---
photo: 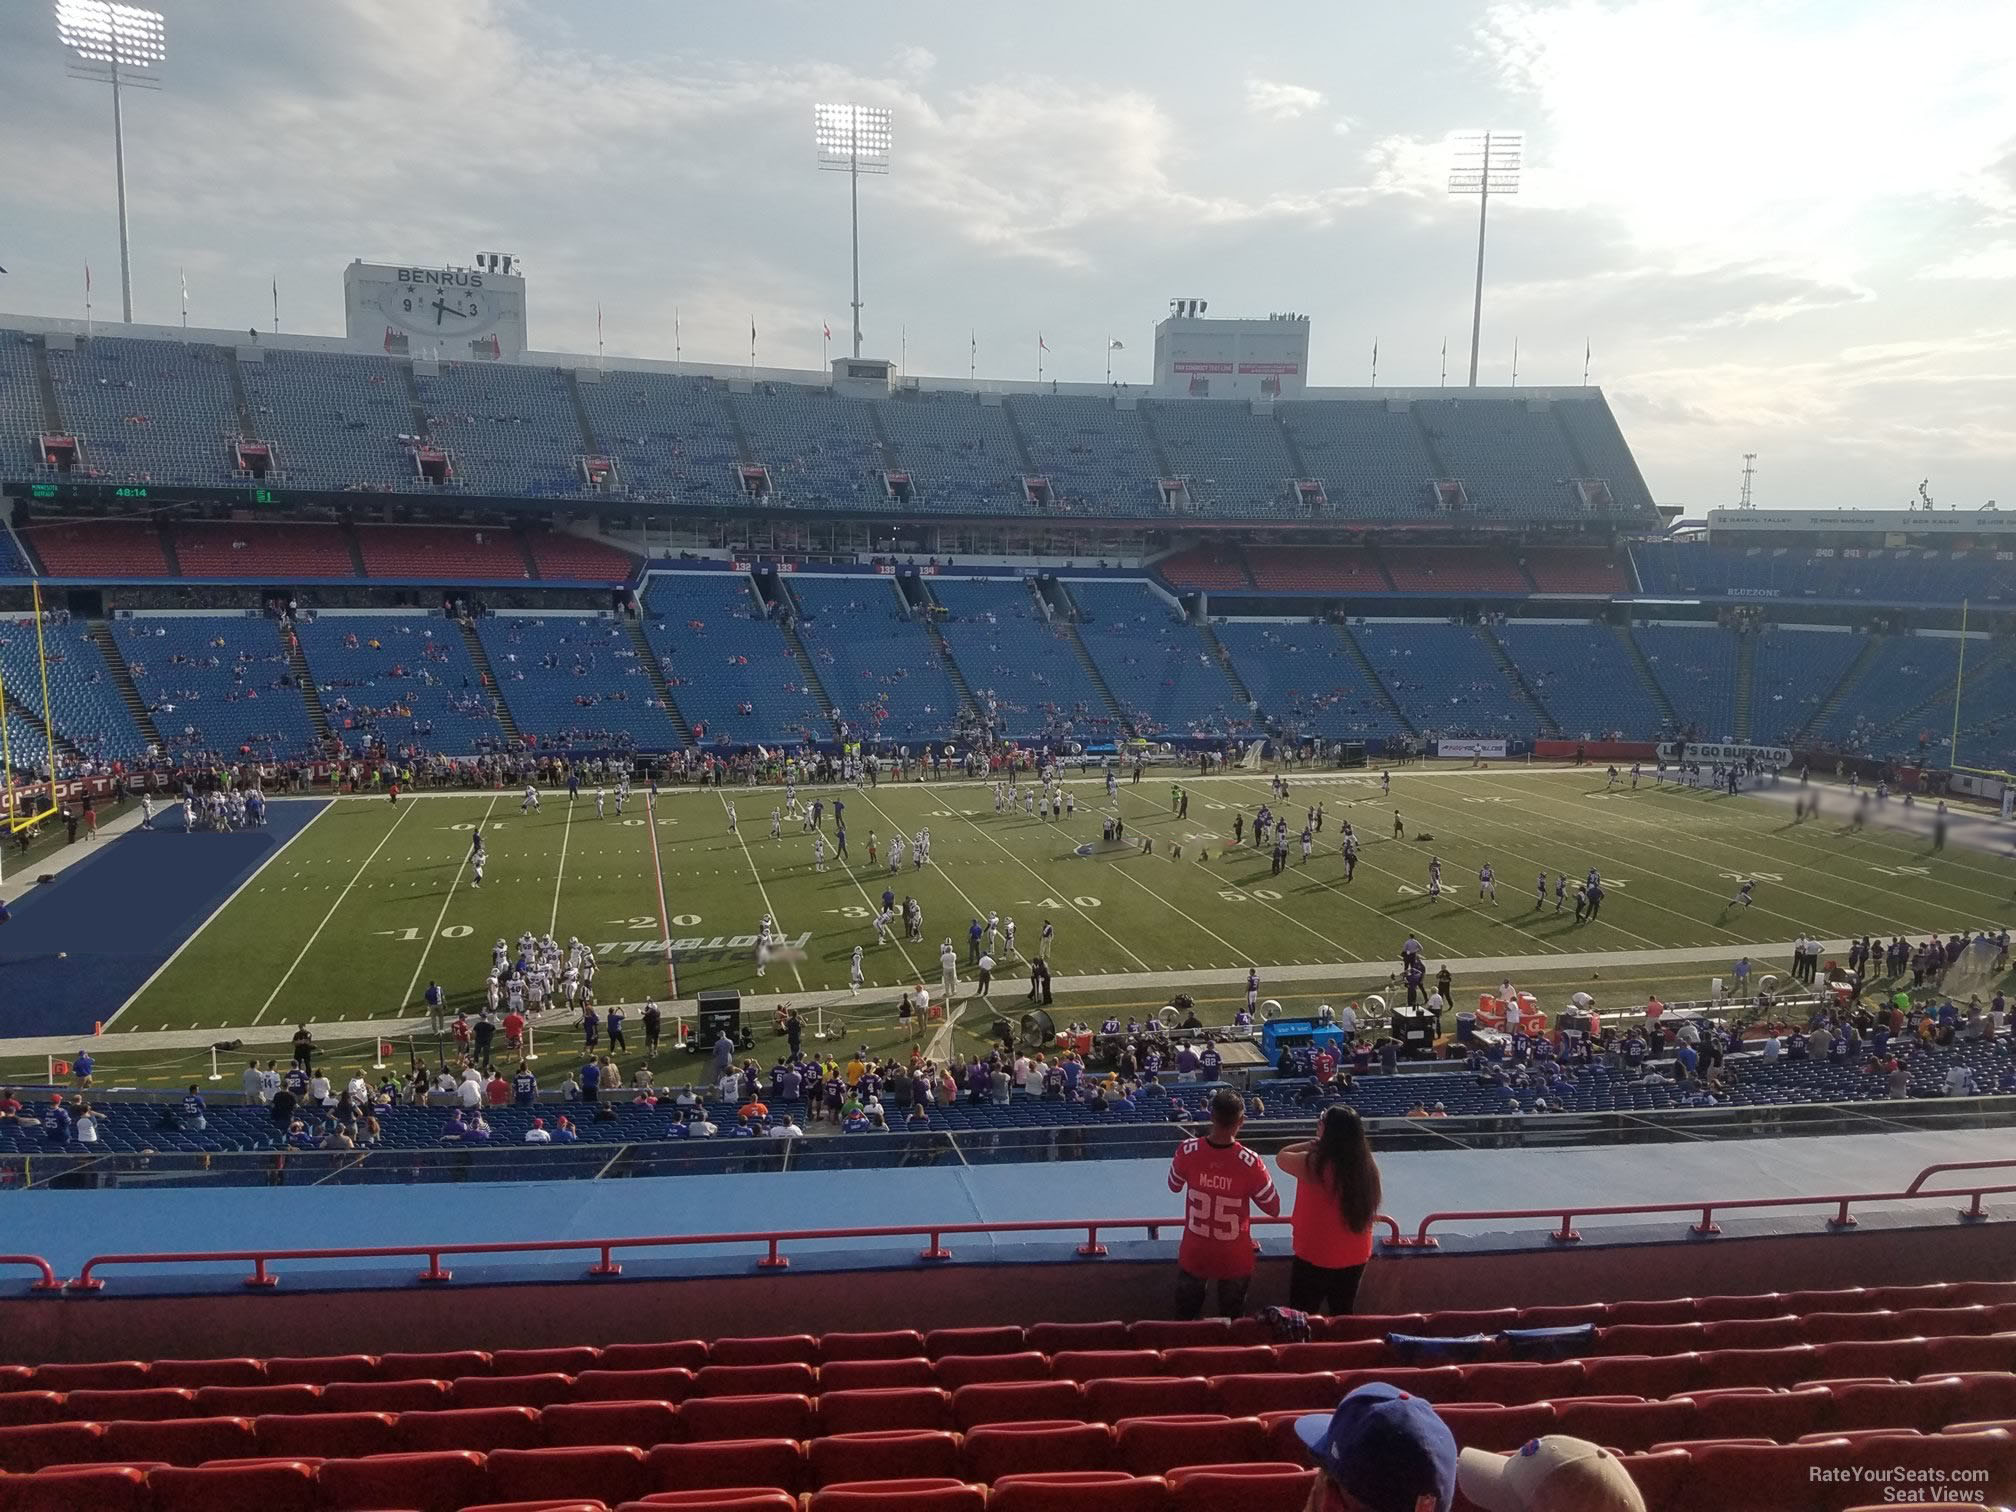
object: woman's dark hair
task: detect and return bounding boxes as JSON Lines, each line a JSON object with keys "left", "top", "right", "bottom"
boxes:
{"left": 1308, "top": 1104, "right": 1381, "bottom": 1233}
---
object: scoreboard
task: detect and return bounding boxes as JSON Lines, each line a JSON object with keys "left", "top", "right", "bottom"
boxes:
{"left": 343, "top": 259, "right": 528, "bottom": 359}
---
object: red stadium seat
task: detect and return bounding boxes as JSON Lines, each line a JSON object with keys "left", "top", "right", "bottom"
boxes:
{"left": 1594, "top": 1323, "right": 1707, "bottom": 1357}
{"left": 1050, "top": 1352, "right": 1165, "bottom": 1383}
{"left": 1701, "top": 1317, "right": 1807, "bottom": 1351}
{"left": 459, "top": 1503, "right": 609, "bottom": 1512}
{"left": 645, "top": 1438, "right": 806, "bottom": 1494}
{"left": 1083, "top": 1379, "right": 1219, "bottom": 1422}
{"left": 708, "top": 1338, "right": 818, "bottom": 1368}
{"left": 1921, "top": 1336, "right": 2016, "bottom": 1376}
{"left": 1682, "top": 1387, "right": 1831, "bottom": 1442}
{"left": 1813, "top": 1340, "right": 1929, "bottom": 1382}
{"left": 318, "top": 1449, "right": 490, "bottom": 1512}
{"left": 1331, "top": 1366, "right": 1464, "bottom": 1403}
{"left": 1939, "top": 1372, "right": 2016, "bottom": 1421}
{"left": 1167, "top": 1462, "right": 1317, "bottom": 1512}
{"left": 1580, "top": 1354, "right": 1707, "bottom": 1399}
{"left": 924, "top": 1328, "right": 1026, "bottom": 1360}
{"left": 1552, "top": 1398, "right": 1701, "bottom": 1452}
{"left": 453, "top": 1373, "right": 578, "bottom": 1409}
{"left": 805, "top": 1479, "right": 985, "bottom": 1512}
{"left": 814, "top": 1387, "right": 952, "bottom": 1435}
{"left": 149, "top": 1360, "right": 266, "bottom": 1389}
{"left": 808, "top": 1430, "right": 964, "bottom": 1486}
{"left": 693, "top": 1365, "right": 816, "bottom": 1399}
{"left": 1434, "top": 1402, "right": 1558, "bottom": 1451}
{"left": 63, "top": 1388, "right": 195, "bottom": 1422}
{"left": 1799, "top": 1311, "right": 1908, "bottom": 1343}
{"left": 1029, "top": 1324, "right": 1133, "bottom": 1355}
{"left": 379, "top": 1351, "right": 492, "bottom": 1381}
{"left": 486, "top": 1445, "right": 654, "bottom": 1507}
{"left": 1127, "top": 1321, "right": 1239, "bottom": 1351}
{"left": 950, "top": 1381, "right": 1085, "bottom": 1430}
{"left": 263, "top": 1355, "right": 380, "bottom": 1386}
{"left": 1667, "top": 1439, "right": 1855, "bottom": 1512}
{"left": 819, "top": 1360, "right": 937, "bottom": 1392}
{"left": 493, "top": 1348, "right": 605, "bottom": 1377}
{"left": 962, "top": 1422, "right": 1117, "bottom": 1481}
{"left": 1209, "top": 1374, "right": 1341, "bottom": 1418}
{"left": 322, "top": 1377, "right": 450, "bottom": 1413}
{"left": 1610, "top": 1450, "right": 1692, "bottom": 1505}
{"left": 396, "top": 1405, "right": 544, "bottom": 1452}
{"left": 1314, "top": 1314, "right": 1423, "bottom": 1342}
{"left": 0, "top": 1395, "right": 63, "bottom": 1429}
{"left": 1114, "top": 1416, "right": 1268, "bottom": 1477}
{"left": 150, "top": 1459, "right": 320, "bottom": 1512}
{"left": 618, "top": 1494, "right": 794, "bottom": 1512}
{"left": 933, "top": 1354, "right": 1051, "bottom": 1391}
{"left": 0, "top": 1466, "right": 152, "bottom": 1512}
{"left": 1458, "top": 1362, "right": 1587, "bottom": 1403}
{"left": 100, "top": 1416, "right": 256, "bottom": 1467}
{"left": 1273, "top": 1341, "right": 1388, "bottom": 1373}
{"left": 819, "top": 1332, "right": 926, "bottom": 1362}
{"left": 601, "top": 1344, "right": 711, "bottom": 1374}
{"left": 542, "top": 1400, "right": 684, "bottom": 1449}
{"left": 572, "top": 1370, "right": 698, "bottom": 1404}
{"left": 1831, "top": 1379, "right": 1966, "bottom": 1433}
{"left": 254, "top": 1411, "right": 400, "bottom": 1459}
{"left": 0, "top": 1423, "right": 105, "bottom": 1474}
{"left": 1603, "top": 1300, "right": 1700, "bottom": 1327}
{"left": 27, "top": 1364, "right": 147, "bottom": 1394}
{"left": 1779, "top": 1288, "right": 1871, "bottom": 1315}
{"left": 677, "top": 1395, "right": 814, "bottom": 1443}
{"left": 988, "top": 1471, "right": 1171, "bottom": 1511}
{"left": 191, "top": 1384, "right": 322, "bottom": 1417}
{"left": 1692, "top": 1293, "right": 1794, "bottom": 1322}
{"left": 1162, "top": 1347, "right": 1278, "bottom": 1379}
{"left": 1515, "top": 1304, "right": 1611, "bottom": 1329}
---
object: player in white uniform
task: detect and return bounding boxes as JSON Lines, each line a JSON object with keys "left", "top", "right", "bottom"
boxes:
{"left": 1427, "top": 857, "right": 1442, "bottom": 900}
{"left": 849, "top": 946, "right": 864, "bottom": 993}
{"left": 522, "top": 783, "right": 540, "bottom": 813}
{"left": 889, "top": 834, "right": 906, "bottom": 872}
{"left": 1003, "top": 916, "right": 1018, "bottom": 958}
{"left": 1040, "top": 919, "right": 1055, "bottom": 958}
{"left": 913, "top": 829, "right": 927, "bottom": 867}
{"left": 874, "top": 907, "right": 893, "bottom": 944}
{"left": 1535, "top": 870, "right": 1547, "bottom": 909}
{"left": 770, "top": 808, "right": 782, "bottom": 840}
{"left": 812, "top": 833, "right": 827, "bottom": 872}
{"left": 594, "top": 787, "right": 605, "bottom": 818}
{"left": 1479, "top": 862, "right": 1497, "bottom": 903}
{"left": 470, "top": 848, "right": 486, "bottom": 888}
{"left": 726, "top": 801, "right": 737, "bottom": 833}
{"left": 1024, "top": 790, "right": 1035, "bottom": 817}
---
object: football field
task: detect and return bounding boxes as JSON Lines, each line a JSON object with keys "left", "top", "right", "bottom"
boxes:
{"left": 107, "top": 765, "right": 2016, "bottom": 1041}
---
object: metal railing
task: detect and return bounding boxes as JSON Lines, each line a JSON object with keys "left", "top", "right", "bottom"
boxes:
{"left": 22, "top": 1158, "right": 2009, "bottom": 1294}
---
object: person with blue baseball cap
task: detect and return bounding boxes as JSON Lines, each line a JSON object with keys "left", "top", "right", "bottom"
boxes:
{"left": 1294, "top": 1381, "right": 1457, "bottom": 1512}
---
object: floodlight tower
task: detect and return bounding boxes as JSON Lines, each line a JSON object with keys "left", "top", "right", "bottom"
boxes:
{"left": 1448, "top": 130, "right": 1522, "bottom": 388}
{"left": 815, "top": 103, "right": 891, "bottom": 359}
{"left": 55, "top": 0, "right": 165, "bottom": 325}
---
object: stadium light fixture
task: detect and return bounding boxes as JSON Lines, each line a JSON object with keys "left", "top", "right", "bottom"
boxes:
{"left": 55, "top": 0, "right": 166, "bottom": 325}
{"left": 1448, "top": 130, "right": 1521, "bottom": 388}
{"left": 815, "top": 103, "right": 892, "bottom": 360}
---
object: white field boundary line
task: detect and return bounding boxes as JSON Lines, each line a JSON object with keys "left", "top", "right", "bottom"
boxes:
{"left": 398, "top": 791, "right": 502, "bottom": 1012}
{"left": 103, "top": 799, "right": 338, "bottom": 1031}
{"left": 251, "top": 799, "right": 419, "bottom": 1026}
{"left": 0, "top": 935, "right": 1858, "bottom": 1058}
{"left": 643, "top": 792, "right": 680, "bottom": 1000}
{"left": 715, "top": 790, "right": 805, "bottom": 993}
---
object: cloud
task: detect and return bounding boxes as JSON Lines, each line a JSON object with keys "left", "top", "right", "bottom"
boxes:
{"left": 1245, "top": 79, "right": 1325, "bottom": 121}
{"left": 1918, "top": 241, "right": 2016, "bottom": 281}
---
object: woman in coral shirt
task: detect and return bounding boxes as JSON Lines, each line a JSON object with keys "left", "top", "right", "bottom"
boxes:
{"left": 1277, "top": 1105, "right": 1383, "bottom": 1315}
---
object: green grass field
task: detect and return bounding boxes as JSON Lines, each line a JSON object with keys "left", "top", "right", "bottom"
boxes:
{"left": 109, "top": 766, "right": 2016, "bottom": 1049}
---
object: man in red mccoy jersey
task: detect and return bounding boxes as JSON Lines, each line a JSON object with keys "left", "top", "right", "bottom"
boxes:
{"left": 1167, "top": 1087, "right": 1281, "bottom": 1319}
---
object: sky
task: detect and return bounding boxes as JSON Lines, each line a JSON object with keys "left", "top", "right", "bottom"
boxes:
{"left": 2, "top": 0, "right": 2012, "bottom": 516}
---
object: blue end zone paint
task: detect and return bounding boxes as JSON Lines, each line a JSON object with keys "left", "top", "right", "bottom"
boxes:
{"left": 0, "top": 801, "right": 327, "bottom": 1039}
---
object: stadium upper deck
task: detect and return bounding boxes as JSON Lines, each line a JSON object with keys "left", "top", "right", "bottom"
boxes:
{"left": 0, "top": 322, "right": 1655, "bottom": 526}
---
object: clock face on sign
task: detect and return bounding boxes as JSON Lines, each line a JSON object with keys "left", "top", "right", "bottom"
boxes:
{"left": 378, "top": 284, "right": 497, "bottom": 336}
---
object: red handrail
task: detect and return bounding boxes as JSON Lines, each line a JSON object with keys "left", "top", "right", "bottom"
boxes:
{"left": 67, "top": 1213, "right": 1404, "bottom": 1292}
{"left": 0, "top": 1255, "right": 60, "bottom": 1292}
{"left": 1403, "top": 1163, "right": 2016, "bottom": 1247}
{"left": 16, "top": 1158, "right": 2011, "bottom": 1293}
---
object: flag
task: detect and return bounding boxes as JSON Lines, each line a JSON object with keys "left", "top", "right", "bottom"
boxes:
{"left": 85, "top": 264, "right": 92, "bottom": 295}
{"left": 1372, "top": 338, "right": 1379, "bottom": 365}
{"left": 1585, "top": 338, "right": 1591, "bottom": 364}
{"left": 179, "top": 268, "right": 188, "bottom": 303}
{"left": 823, "top": 322, "right": 831, "bottom": 341}
{"left": 596, "top": 302, "right": 603, "bottom": 339}
{"left": 1108, "top": 338, "right": 1124, "bottom": 351}
{"left": 751, "top": 318, "right": 757, "bottom": 344}
{"left": 1039, "top": 334, "right": 1049, "bottom": 351}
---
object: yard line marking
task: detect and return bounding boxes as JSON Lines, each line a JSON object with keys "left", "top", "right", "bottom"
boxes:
{"left": 105, "top": 800, "right": 337, "bottom": 1031}
{"left": 549, "top": 792, "right": 575, "bottom": 937}
{"left": 398, "top": 792, "right": 502, "bottom": 1013}
{"left": 644, "top": 793, "right": 680, "bottom": 1000}
{"left": 716, "top": 790, "right": 805, "bottom": 992}
{"left": 933, "top": 802, "right": 1152, "bottom": 972}
{"left": 251, "top": 800, "right": 418, "bottom": 1026}
{"left": 1092, "top": 853, "right": 1252, "bottom": 965}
